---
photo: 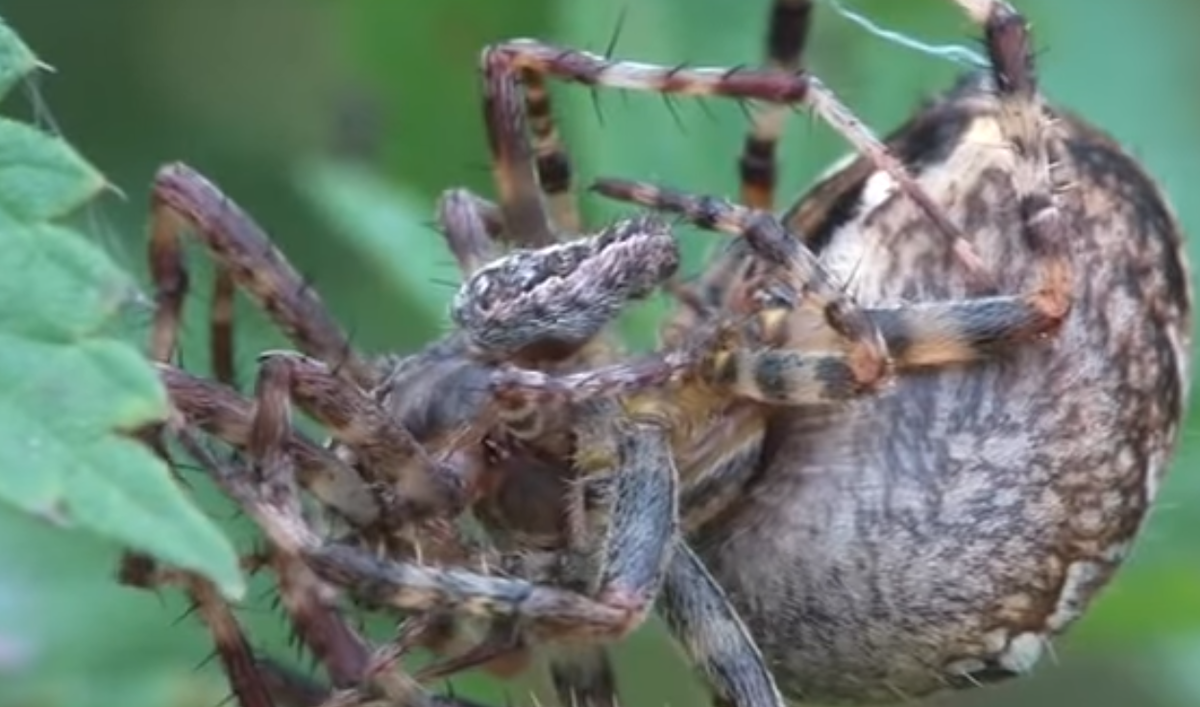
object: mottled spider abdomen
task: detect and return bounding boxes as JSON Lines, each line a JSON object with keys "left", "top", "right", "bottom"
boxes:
{"left": 690, "top": 71, "right": 1192, "bottom": 704}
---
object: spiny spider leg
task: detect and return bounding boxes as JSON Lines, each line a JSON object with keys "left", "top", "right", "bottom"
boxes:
{"left": 150, "top": 163, "right": 375, "bottom": 389}
{"left": 781, "top": 0, "right": 1042, "bottom": 253}
{"left": 596, "top": 180, "right": 1070, "bottom": 368}
{"left": 645, "top": 0, "right": 816, "bottom": 337}
{"left": 157, "top": 363, "right": 381, "bottom": 528}
{"left": 483, "top": 321, "right": 885, "bottom": 412}
{"left": 740, "top": 0, "right": 813, "bottom": 210}
{"left": 944, "top": 0, "right": 1073, "bottom": 314}
{"left": 168, "top": 426, "right": 439, "bottom": 707}
{"left": 119, "top": 554, "right": 276, "bottom": 707}
{"left": 252, "top": 352, "right": 475, "bottom": 522}
{"left": 661, "top": 0, "right": 814, "bottom": 342}
{"left": 479, "top": 37, "right": 987, "bottom": 278}
{"left": 659, "top": 545, "right": 784, "bottom": 707}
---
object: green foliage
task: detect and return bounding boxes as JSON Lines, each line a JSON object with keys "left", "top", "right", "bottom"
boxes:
{"left": 295, "top": 158, "right": 456, "bottom": 331}
{"left": 0, "top": 17, "right": 243, "bottom": 601}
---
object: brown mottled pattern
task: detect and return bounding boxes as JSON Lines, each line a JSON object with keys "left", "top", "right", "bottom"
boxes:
{"left": 690, "top": 81, "right": 1191, "bottom": 703}
{"left": 452, "top": 215, "right": 679, "bottom": 356}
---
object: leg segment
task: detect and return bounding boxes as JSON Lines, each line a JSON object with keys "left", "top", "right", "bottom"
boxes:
{"left": 435, "top": 189, "right": 502, "bottom": 276}
{"left": 596, "top": 180, "right": 1069, "bottom": 371}
{"left": 252, "top": 352, "right": 475, "bottom": 523}
{"left": 944, "top": 0, "right": 1072, "bottom": 321}
{"left": 659, "top": 544, "right": 785, "bottom": 707}
{"left": 544, "top": 399, "right": 653, "bottom": 707}
{"left": 867, "top": 297, "right": 1064, "bottom": 369}
{"left": 149, "top": 163, "right": 376, "bottom": 390}
{"left": 480, "top": 51, "right": 557, "bottom": 248}
{"left": 158, "top": 363, "right": 382, "bottom": 529}
{"left": 522, "top": 69, "right": 582, "bottom": 235}
{"left": 169, "top": 428, "right": 441, "bottom": 707}
{"left": 479, "top": 38, "right": 985, "bottom": 275}
{"left": 948, "top": 0, "right": 1036, "bottom": 97}
{"left": 119, "top": 554, "right": 277, "bottom": 707}
{"left": 255, "top": 657, "right": 508, "bottom": 707}
{"left": 740, "top": 0, "right": 813, "bottom": 210}
{"left": 594, "top": 178, "right": 891, "bottom": 383}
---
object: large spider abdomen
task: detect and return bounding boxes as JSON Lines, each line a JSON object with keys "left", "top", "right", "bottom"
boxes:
{"left": 691, "top": 77, "right": 1191, "bottom": 704}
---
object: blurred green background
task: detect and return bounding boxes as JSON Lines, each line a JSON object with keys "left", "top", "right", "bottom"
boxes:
{"left": 0, "top": 0, "right": 1198, "bottom": 706}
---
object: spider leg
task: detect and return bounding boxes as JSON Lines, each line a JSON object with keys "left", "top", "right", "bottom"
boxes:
{"left": 665, "top": 0, "right": 814, "bottom": 342}
{"left": 866, "top": 296, "right": 1065, "bottom": 369}
{"left": 596, "top": 181, "right": 1069, "bottom": 372}
{"left": 303, "top": 419, "right": 679, "bottom": 646}
{"left": 252, "top": 351, "right": 475, "bottom": 522}
{"left": 149, "top": 163, "right": 376, "bottom": 389}
{"left": 158, "top": 363, "right": 381, "bottom": 529}
{"left": 481, "top": 31, "right": 595, "bottom": 247}
{"left": 181, "top": 406, "right": 678, "bottom": 695}
{"left": 946, "top": 1, "right": 1035, "bottom": 96}
{"left": 169, "top": 428, "right": 441, "bottom": 707}
{"left": 543, "top": 399, "right": 637, "bottom": 707}
{"left": 119, "top": 554, "right": 277, "bottom": 707}
{"left": 942, "top": 0, "right": 1072, "bottom": 319}
{"left": 722, "top": 294, "right": 1070, "bottom": 406}
{"left": 117, "top": 439, "right": 291, "bottom": 707}
{"left": 435, "top": 189, "right": 503, "bottom": 276}
{"left": 479, "top": 38, "right": 986, "bottom": 277}
{"left": 521, "top": 66, "right": 581, "bottom": 235}
{"left": 481, "top": 49, "right": 556, "bottom": 247}
{"left": 740, "top": 0, "right": 812, "bottom": 210}
{"left": 659, "top": 544, "right": 785, "bottom": 707}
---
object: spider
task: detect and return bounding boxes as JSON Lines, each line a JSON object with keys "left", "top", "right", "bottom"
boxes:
{"left": 127, "top": 0, "right": 1190, "bottom": 706}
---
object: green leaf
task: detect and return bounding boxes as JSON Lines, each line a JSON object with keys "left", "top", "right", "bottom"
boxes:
{"left": 294, "top": 158, "right": 458, "bottom": 332}
{"left": 0, "top": 18, "right": 37, "bottom": 99}
{"left": 0, "top": 119, "right": 103, "bottom": 222}
{"left": 0, "top": 17, "right": 243, "bottom": 599}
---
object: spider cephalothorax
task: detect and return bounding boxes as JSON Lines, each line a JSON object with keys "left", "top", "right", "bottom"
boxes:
{"left": 124, "top": 2, "right": 1190, "bottom": 707}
